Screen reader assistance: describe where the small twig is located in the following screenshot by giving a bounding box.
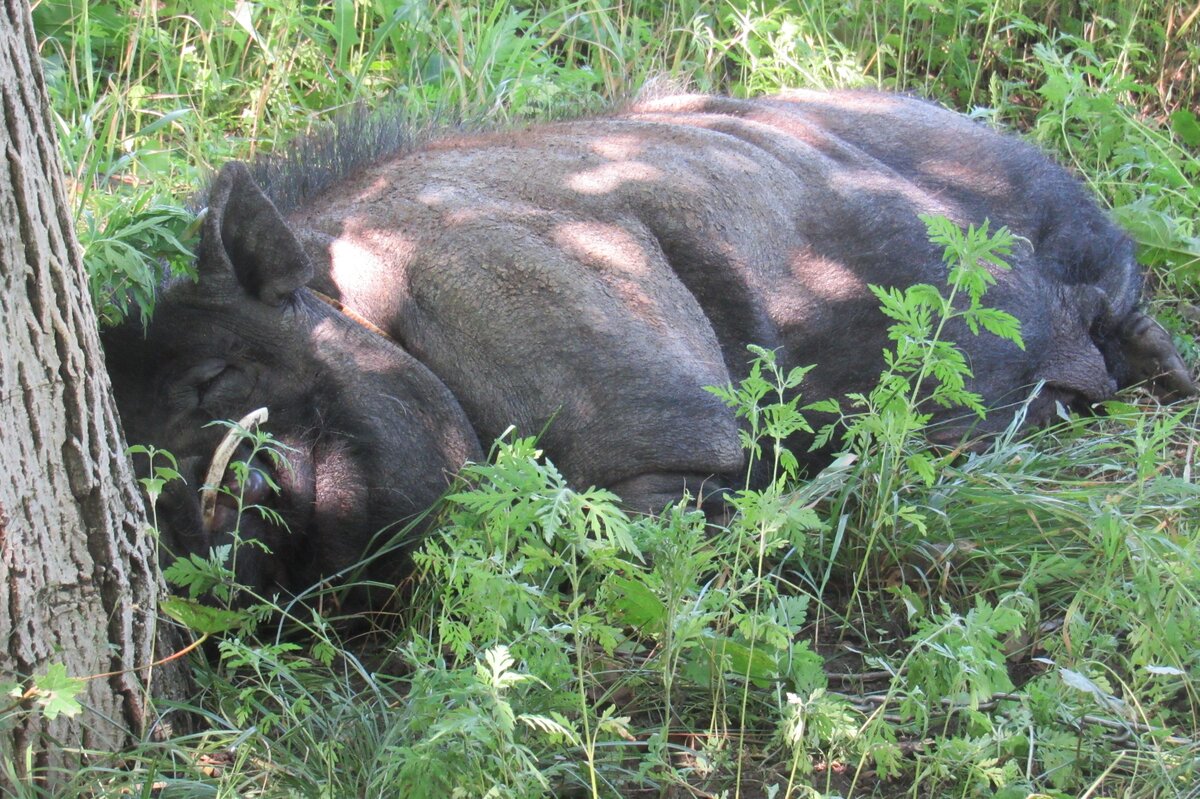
[1,635,208,718]
[86,633,210,682]
[1072,712,1194,747]
[826,669,895,685]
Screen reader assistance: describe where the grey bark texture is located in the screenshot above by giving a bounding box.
[0,0,188,785]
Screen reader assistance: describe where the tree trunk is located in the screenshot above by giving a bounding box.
[0,0,189,785]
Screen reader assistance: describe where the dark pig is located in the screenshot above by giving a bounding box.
[102,90,1195,595]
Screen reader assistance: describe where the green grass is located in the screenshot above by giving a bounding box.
[11,0,1200,796]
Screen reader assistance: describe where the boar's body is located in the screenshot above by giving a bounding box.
[103,90,1194,595]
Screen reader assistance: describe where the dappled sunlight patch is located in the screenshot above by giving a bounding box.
[552,220,652,275]
[588,133,646,161]
[566,159,664,194]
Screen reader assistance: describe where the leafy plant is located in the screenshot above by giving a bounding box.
[0,665,85,726]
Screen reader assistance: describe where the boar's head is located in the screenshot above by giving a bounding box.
[102,163,482,598]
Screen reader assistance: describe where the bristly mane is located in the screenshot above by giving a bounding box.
[198,103,438,216]
[198,85,669,216]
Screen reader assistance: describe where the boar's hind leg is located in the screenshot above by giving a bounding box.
[608,472,734,522]
[1112,311,1197,400]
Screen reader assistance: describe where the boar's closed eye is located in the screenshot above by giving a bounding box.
[179,359,252,411]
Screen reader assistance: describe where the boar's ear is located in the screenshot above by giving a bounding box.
[199,161,314,305]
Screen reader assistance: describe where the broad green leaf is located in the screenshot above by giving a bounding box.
[32,664,84,721]
[1170,108,1200,147]
[686,633,779,686]
[607,575,666,635]
[160,596,252,634]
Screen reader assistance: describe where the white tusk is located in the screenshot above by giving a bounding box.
[199,407,269,534]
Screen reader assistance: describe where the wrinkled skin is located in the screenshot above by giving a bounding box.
[102,90,1196,597]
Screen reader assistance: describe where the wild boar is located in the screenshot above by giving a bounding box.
[101,90,1195,595]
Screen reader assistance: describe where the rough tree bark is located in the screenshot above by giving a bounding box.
[0,0,188,785]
